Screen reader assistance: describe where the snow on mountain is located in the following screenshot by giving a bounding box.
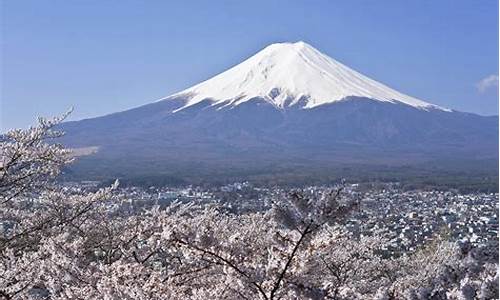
[164,41,450,112]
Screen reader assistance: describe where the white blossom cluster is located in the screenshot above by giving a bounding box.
[0,115,497,300]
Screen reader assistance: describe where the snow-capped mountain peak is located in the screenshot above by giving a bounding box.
[166,41,449,112]
[60,41,496,179]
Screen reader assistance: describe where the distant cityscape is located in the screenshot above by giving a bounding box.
[62,180,499,256]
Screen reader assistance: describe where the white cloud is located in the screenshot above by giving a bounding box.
[476,74,499,93]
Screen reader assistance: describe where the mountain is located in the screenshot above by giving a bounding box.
[59,41,498,186]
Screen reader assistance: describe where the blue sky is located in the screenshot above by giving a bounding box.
[1,0,498,130]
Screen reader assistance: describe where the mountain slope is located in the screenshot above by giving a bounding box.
[59,42,498,184]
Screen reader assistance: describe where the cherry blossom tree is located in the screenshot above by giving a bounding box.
[0,114,497,300]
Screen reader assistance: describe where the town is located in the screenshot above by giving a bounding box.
[64,180,499,256]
